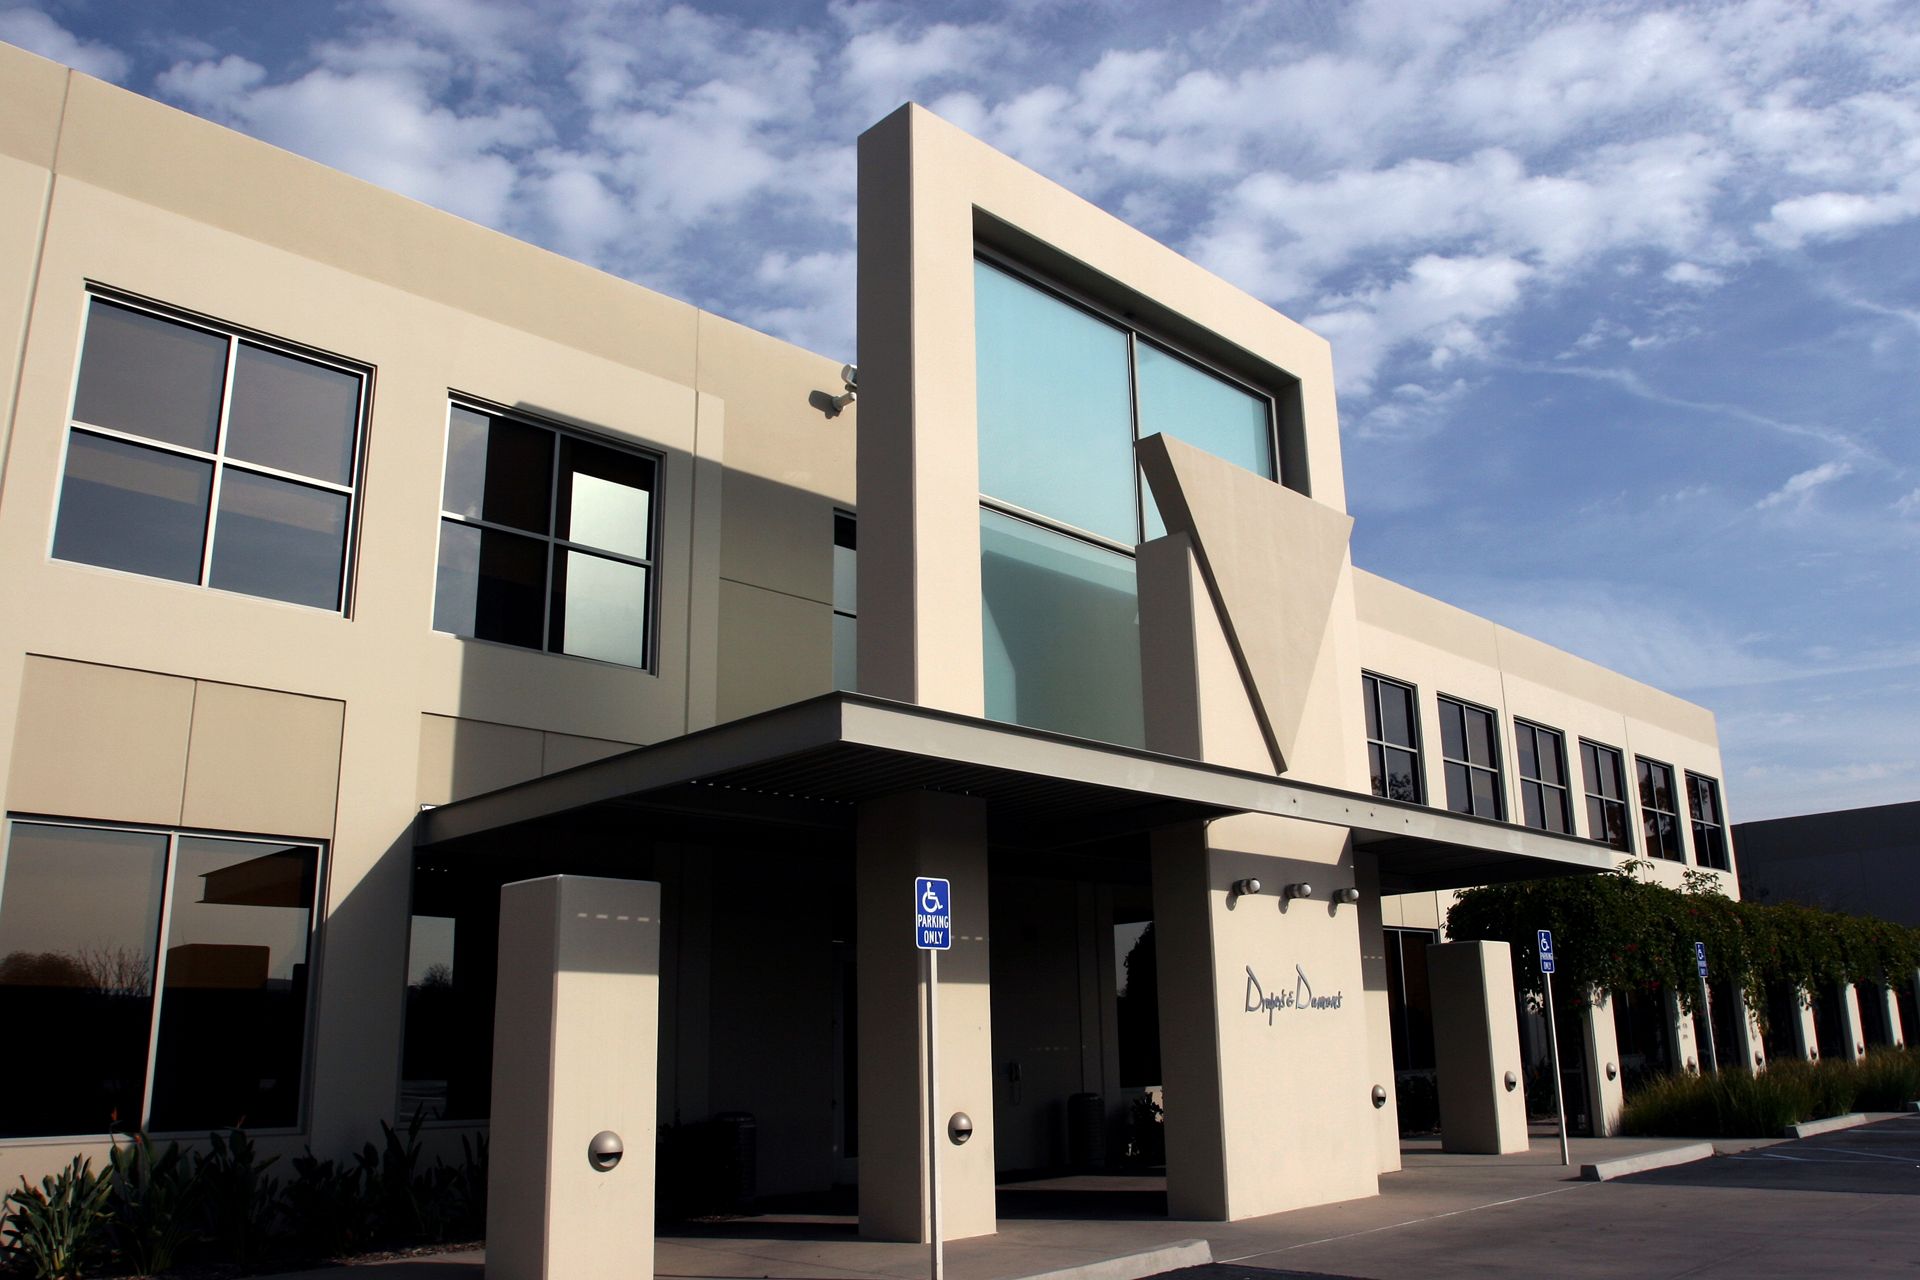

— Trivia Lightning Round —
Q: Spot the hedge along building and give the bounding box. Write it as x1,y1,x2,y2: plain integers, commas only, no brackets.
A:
0,39,1748,1234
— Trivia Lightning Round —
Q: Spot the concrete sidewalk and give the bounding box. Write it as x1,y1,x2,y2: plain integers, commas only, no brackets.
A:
265,1131,1788,1280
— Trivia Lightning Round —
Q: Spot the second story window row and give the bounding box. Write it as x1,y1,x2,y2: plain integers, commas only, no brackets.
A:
1581,740,1633,852
1637,757,1685,861
1437,696,1504,820
1687,772,1729,871
1514,720,1572,835
1362,672,1422,802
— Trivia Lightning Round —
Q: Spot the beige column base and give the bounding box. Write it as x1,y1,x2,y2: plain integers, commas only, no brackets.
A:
1427,941,1528,1155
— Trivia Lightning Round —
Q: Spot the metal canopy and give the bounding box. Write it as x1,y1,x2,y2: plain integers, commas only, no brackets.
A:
415,692,1617,892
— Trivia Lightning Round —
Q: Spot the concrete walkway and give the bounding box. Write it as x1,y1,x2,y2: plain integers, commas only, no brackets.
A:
267,1128,1844,1280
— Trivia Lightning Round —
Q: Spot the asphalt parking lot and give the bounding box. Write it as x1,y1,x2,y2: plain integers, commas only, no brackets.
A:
1620,1113,1920,1196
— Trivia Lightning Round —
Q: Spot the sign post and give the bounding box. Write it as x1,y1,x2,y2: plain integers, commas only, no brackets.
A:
1537,929,1569,1167
1694,941,1718,1074
915,878,952,1280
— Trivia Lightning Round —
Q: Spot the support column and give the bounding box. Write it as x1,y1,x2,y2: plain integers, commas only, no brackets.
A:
1665,988,1700,1073
487,876,660,1280
1791,993,1820,1061
1882,984,1907,1048
855,791,995,1242
1732,987,1767,1072
1839,984,1867,1062
1426,941,1528,1154
1582,993,1624,1137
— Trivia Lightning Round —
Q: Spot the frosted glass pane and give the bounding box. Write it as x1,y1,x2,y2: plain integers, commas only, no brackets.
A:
1135,342,1273,478
981,509,1143,747
73,300,226,452
833,612,858,690
226,344,359,485
975,262,1137,543
568,472,650,559
556,551,648,667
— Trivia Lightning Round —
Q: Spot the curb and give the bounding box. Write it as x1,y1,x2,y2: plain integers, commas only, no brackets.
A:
1784,1113,1869,1139
1012,1238,1213,1280
1580,1142,1715,1181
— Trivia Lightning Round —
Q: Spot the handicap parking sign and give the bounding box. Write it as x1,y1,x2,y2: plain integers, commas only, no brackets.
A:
915,877,951,950
1537,928,1556,974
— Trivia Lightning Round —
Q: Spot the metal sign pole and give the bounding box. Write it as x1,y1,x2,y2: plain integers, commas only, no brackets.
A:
1543,967,1569,1167
926,935,942,1280
1696,943,1718,1074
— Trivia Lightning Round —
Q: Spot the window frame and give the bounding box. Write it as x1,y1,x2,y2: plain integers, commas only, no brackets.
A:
1579,738,1634,853
1686,771,1730,871
1361,670,1424,803
1512,718,1573,834
833,509,858,691
433,397,665,673
1636,756,1686,862
0,814,327,1144
54,288,372,613
973,247,1284,552
1435,694,1506,820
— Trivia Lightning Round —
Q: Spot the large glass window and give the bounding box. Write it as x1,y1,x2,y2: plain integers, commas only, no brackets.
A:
1687,772,1729,870
974,257,1281,747
434,405,659,669
833,511,857,690
981,508,1145,746
0,821,320,1138
1580,739,1632,851
1513,720,1571,834
1437,697,1503,819
1637,757,1684,861
1362,673,1422,801
54,296,366,610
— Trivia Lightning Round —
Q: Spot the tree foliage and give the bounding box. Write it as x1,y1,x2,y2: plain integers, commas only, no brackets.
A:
1446,860,1920,1020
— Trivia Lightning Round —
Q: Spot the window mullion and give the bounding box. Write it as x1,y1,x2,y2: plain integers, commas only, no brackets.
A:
199,337,242,587
137,832,182,1133
544,430,561,653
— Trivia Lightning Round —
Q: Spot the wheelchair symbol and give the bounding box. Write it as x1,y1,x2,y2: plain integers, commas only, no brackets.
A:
921,882,944,914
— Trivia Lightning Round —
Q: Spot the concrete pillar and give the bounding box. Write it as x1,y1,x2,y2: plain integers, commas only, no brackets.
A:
1664,988,1700,1073
1791,993,1820,1061
1732,987,1767,1071
1582,992,1624,1137
1354,852,1402,1175
855,791,994,1243
1839,984,1867,1062
1426,941,1528,1155
487,876,660,1280
1882,984,1906,1048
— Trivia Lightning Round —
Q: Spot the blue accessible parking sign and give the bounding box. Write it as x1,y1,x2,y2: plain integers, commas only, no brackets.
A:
1537,928,1556,974
916,877,952,950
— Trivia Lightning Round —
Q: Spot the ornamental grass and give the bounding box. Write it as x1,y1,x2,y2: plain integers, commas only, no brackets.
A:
1619,1048,1920,1138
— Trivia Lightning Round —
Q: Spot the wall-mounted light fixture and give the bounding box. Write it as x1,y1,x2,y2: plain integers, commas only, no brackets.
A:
1283,882,1314,900
1371,1084,1388,1109
1231,877,1262,897
1334,887,1360,905
827,363,858,414
1605,1061,1619,1082
1503,1071,1518,1092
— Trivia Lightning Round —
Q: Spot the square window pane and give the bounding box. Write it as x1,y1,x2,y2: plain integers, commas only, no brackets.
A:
558,437,653,559
54,431,212,583
0,823,168,1138
434,520,547,649
1135,341,1274,480
148,840,315,1132
442,408,552,533
981,508,1144,747
975,262,1137,543
551,550,649,667
73,300,227,452
208,469,348,609
226,343,360,485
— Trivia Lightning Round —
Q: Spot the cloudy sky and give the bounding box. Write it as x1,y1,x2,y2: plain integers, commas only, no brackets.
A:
5,0,1916,822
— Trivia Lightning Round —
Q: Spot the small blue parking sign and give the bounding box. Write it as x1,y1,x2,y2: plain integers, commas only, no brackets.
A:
916,877,952,950
1695,940,1708,977
1537,928,1556,974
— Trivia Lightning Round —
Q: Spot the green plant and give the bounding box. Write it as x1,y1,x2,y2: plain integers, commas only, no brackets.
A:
353,1111,449,1244
196,1128,283,1265
283,1152,367,1259
1,1156,112,1280
105,1135,201,1276
1852,1047,1920,1111
444,1132,488,1241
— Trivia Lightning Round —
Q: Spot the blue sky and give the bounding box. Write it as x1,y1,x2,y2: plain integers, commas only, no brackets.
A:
5,0,1916,821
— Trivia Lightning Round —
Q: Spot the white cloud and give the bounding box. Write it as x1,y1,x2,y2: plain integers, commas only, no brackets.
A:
1756,461,1851,510
0,6,128,81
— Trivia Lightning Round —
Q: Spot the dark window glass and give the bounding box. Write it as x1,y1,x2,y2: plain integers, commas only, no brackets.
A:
1362,674,1421,801
208,470,349,609
1687,773,1729,871
54,432,212,582
72,301,226,452
147,840,315,1132
57,297,363,609
225,345,360,485
1438,697,1503,818
1384,928,1437,1072
1638,758,1684,860
1514,721,1571,834
0,825,168,1138
833,511,857,691
435,405,658,669
1581,740,1632,851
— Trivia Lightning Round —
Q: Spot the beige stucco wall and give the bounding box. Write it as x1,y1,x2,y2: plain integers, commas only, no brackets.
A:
0,42,850,1186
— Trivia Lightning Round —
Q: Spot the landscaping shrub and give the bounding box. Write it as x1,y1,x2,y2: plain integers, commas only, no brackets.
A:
1,1155,112,1280
1619,1049,1920,1137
